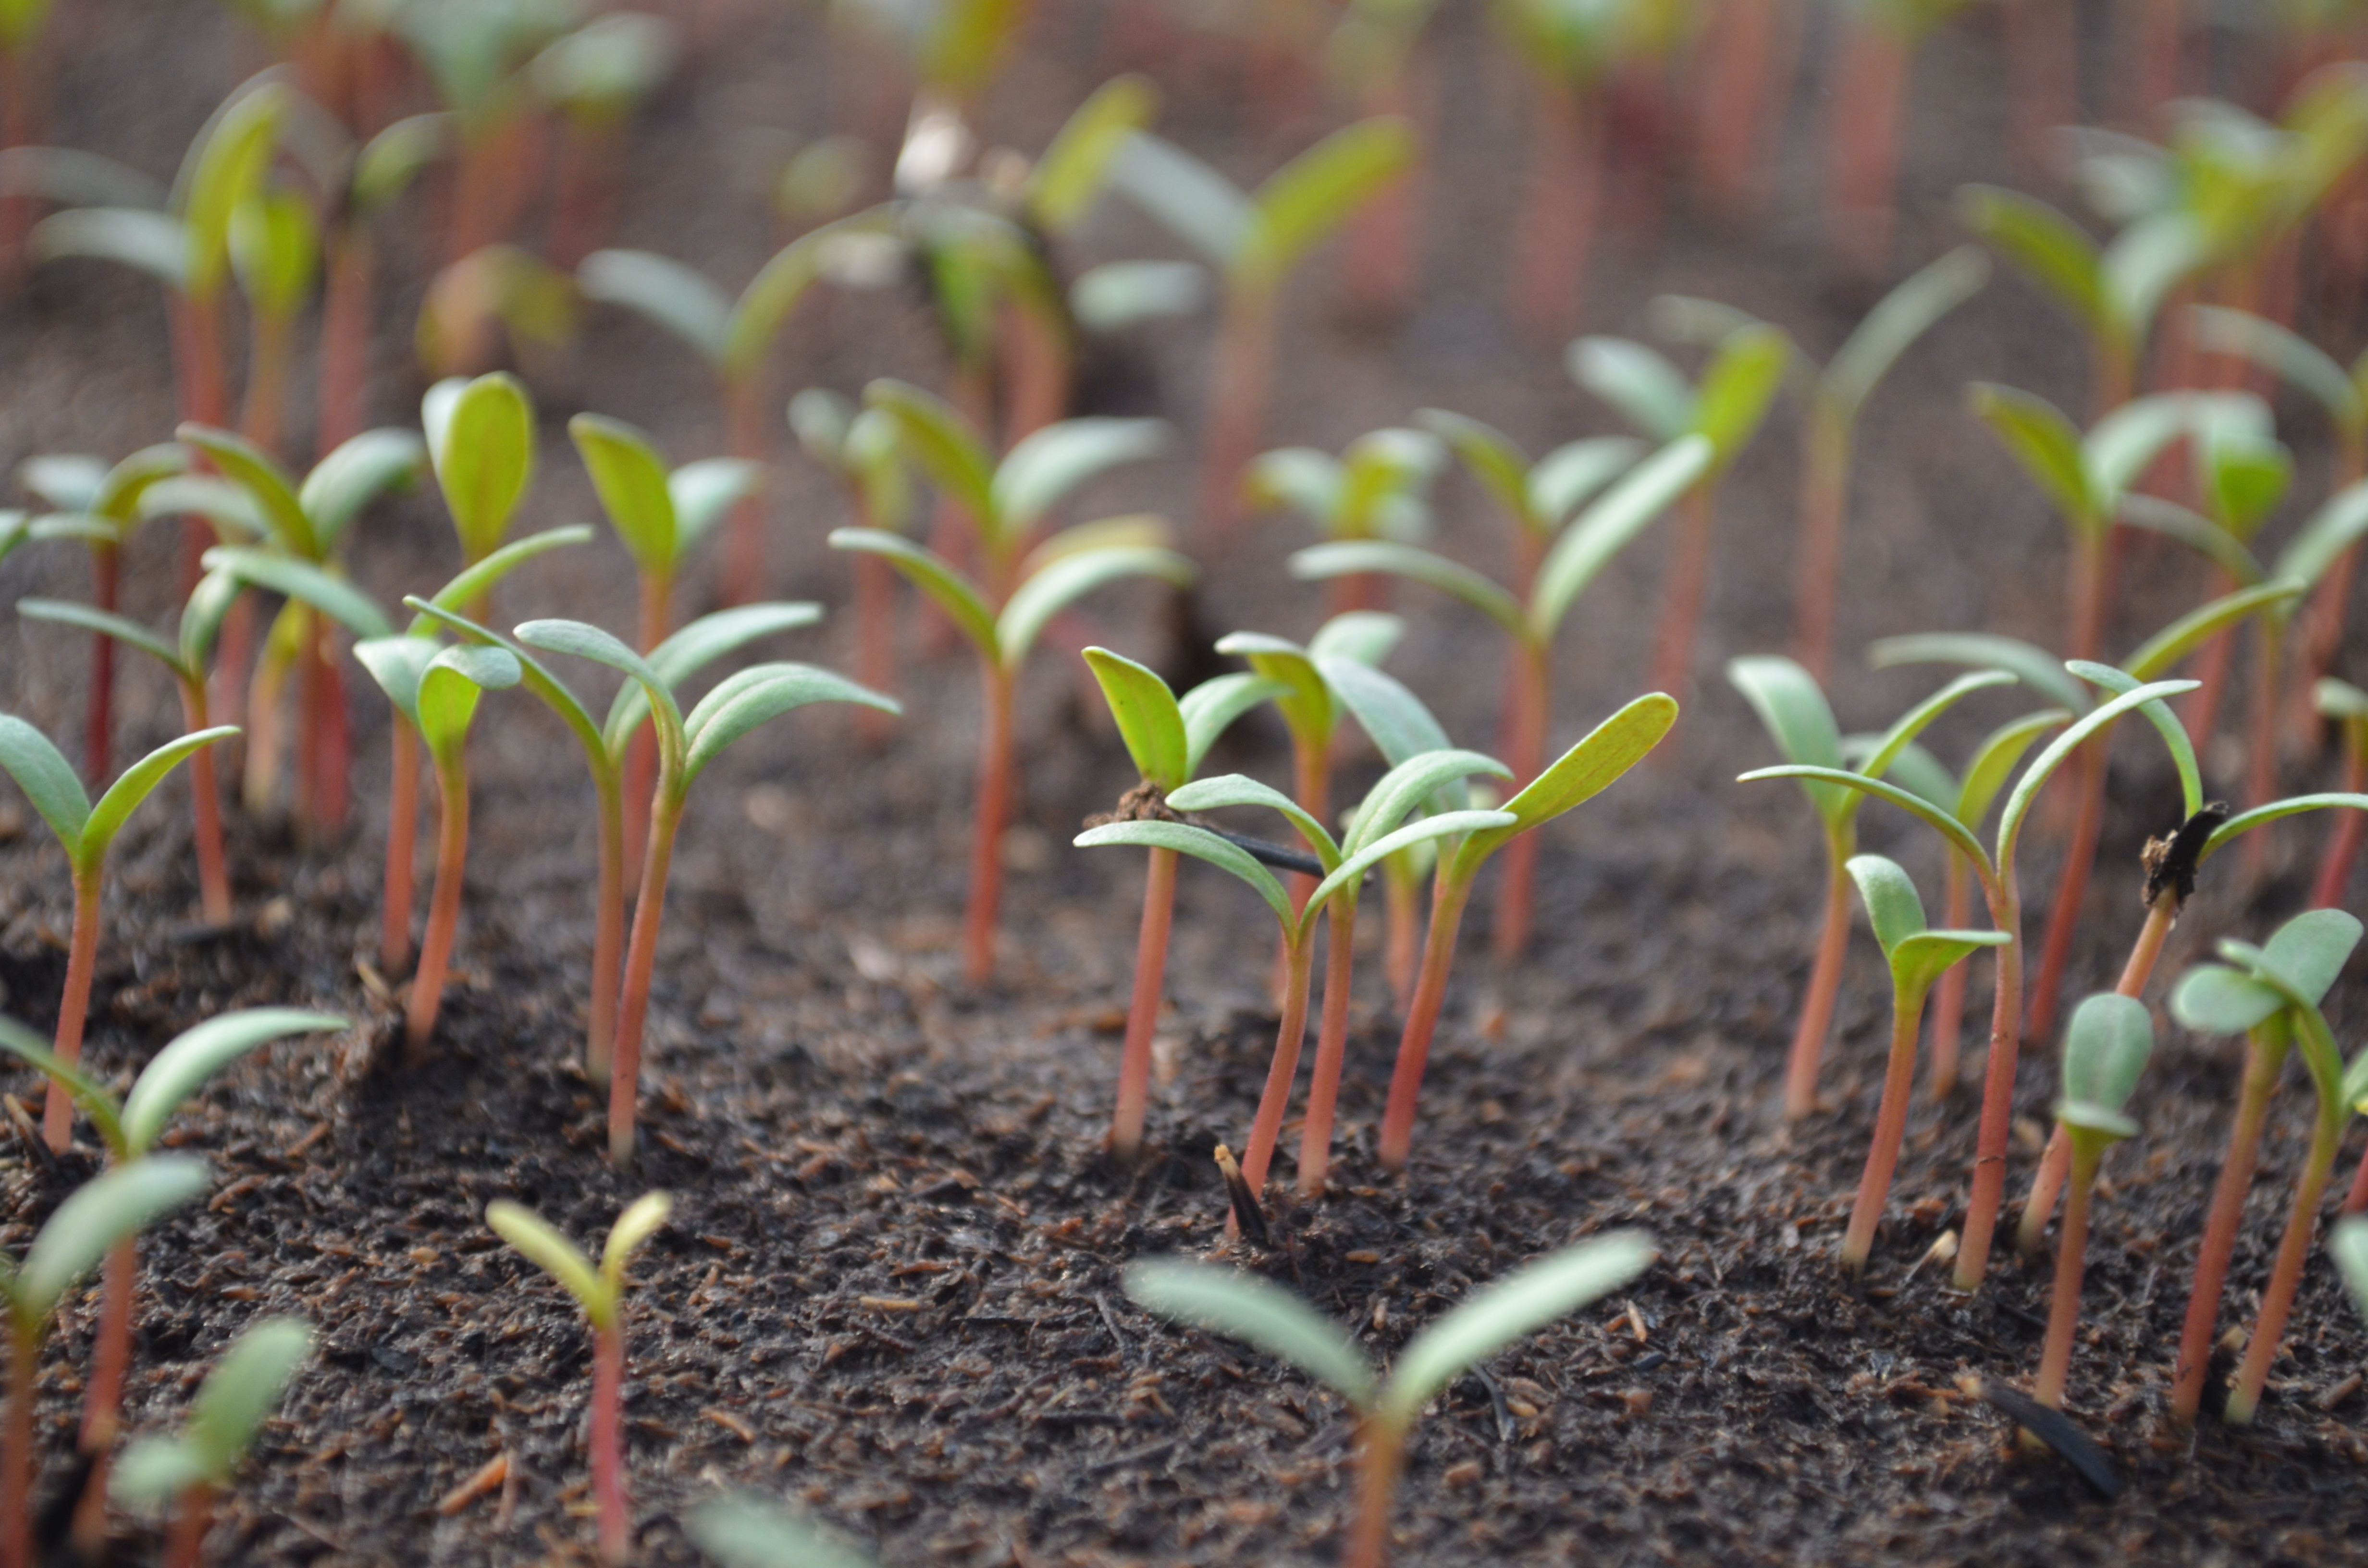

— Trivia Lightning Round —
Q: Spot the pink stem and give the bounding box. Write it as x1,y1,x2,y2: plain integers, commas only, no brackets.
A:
1238,934,1315,1204
404,751,471,1059
2035,1139,2103,1408
1378,872,1476,1170
586,774,625,1087
1952,880,2024,1292
610,793,682,1165
2227,1111,2343,1423
1492,643,1550,962
1298,899,1359,1197
381,719,419,977
42,874,100,1152
1647,484,1715,727
592,1317,629,1564
2171,1026,2285,1423
184,680,232,924
1841,975,1931,1273
1111,845,1177,1161
963,665,1013,985
2309,732,2366,909
1928,850,1971,1099
1783,842,1851,1122
85,543,118,782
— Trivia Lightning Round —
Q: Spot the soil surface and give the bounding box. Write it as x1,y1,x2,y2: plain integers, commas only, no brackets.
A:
4,2,2368,1565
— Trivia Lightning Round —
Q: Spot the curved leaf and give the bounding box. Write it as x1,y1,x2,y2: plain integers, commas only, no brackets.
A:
828,528,996,658
1082,647,1186,791
416,644,521,756
863,379,996,531
1238,116,1414,287
680,663,898,789
1867,631,2090,712
1343,749,1512,858
577,248,731,365
724,217,889,378
1958,709,2073,826
1968,383,2095,533
2067,661,2203,818
1416,408,1533,527
31,208,188,289
1069,258,1207,331
17,1157,208,1329
1290,540,1524,637
2086,391,2198,505
202,547,391,640
2055,992,2152,1141
182,1317,313,1482
1568,337,1694,441
1530,435,1712,641
179,425,312,557
1311,808,1513,924
670,459,765,556
403,600,606,768
1728,656,1846,824
486,1200,604,1321
1075,819,1294,928
2124,580,2305,677
2199,793,2368,866
228,185,319,317
0,1017,123,1154
2190,305,2363,429
1692,325,1792,469
179,81,285,303
352,636,436,729
1740,765,1992,873
1167,772,1337,865
1528,437,1643,532
1997,680,2200,868
301,428,424,554
516,618,686,762
1026,75,1159,235
2101,211,2207,341
2117,493,2265,584
81,727,237,870
1458,693,1677,870
1306,611,1404,666
89,445,193,523
2319,679,2368,723
1124,1258,1376,1407
996,544,1195,670
601,1190,673,1284
122,1008,347,1157
352,112,451,218
1178,672,1288,776
2273,479,2368,592
1861,671,2018,784
1848,852,1928,957
409,526,593,636
425,372,536,562
1109,132,1249,269
569,414,676,571
1956,184,2101,329
16,599,186,678
1825,246,1989,422
993,418,1169,533
1313,655,1451,767
138,475,269,540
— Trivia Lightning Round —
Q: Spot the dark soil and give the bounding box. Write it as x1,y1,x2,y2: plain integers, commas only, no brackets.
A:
4,2,2368,1565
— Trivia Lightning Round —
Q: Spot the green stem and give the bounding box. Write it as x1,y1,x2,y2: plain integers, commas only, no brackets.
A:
404,749,472,1060
610,791,683,1166
1841,978,1931,1274
2226,1108,2345,1423
2171,1025,2288,1424
2035,1138,2103,1409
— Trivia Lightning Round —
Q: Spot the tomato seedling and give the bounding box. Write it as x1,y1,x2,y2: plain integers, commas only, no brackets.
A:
111,1316,312,1568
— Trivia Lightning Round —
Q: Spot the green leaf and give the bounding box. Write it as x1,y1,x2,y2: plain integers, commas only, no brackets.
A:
1957,709,2072,826
1647,294,1770,349
180,1316,312,1483
1306,611,1404,666
1073,820,1294,928
415,644,520,756
201,547,392,640
2200,793,2368,867
588,601,827,756
1178,673,1287,777
409,526,593,636
486,1200,605,1323
19,454,99,512
1691,324,1791,470
1567,338,1695,441
89,445,193,523
1457,693,1677,871
1847,853,1928,957
686,1497,881,1568
2200,432,2293,538
1968,384,2096,534
2190,305,2364,429
138,475,269,541
1889,927,2010,998
1167,772,1338,864
2085,392,2197,505
601,1190,673,1285
2250,908,2363,1008
670,459,765,556
1026,75,1159,235
1824,246,1989,422
828,528,996,658
1290,541,1524,637
2319,679,2368,723
1727,656,1846,825
111,1438,210,1512
1956,184,2102,330
15,1157,207,1331
1342,749,1512,858
1415,408,1533,528
1313,656,1451,768
2116,494,2265,585
0,1016,124,1155
32,208,189,289
1381,1232,1655,1424
1124,1258,1376,1408
300,428,424,554
2124,580,2305,678
1245,447,1341,525
16,599,187,679
992,418,1169,534
996,544,1196,671
1996,680,2199,866
2066,661,2203,818
1108,132,1250,270
2273,480,2368,592
569,414,676,572
1310,808,1512,925
121,1008,346,1157
425,372,537,562
2174,962,2288,1036
2055,992,2153,1141
1860,671,2019,784
1237,116,1414,287
1068,259,1208,332
179,82,286,303
1528,438,1643,532
179,425,314,557
862,380,997,534
1867,631,2091,713
80,727,237,872
1740,765,1993,873
1530,435,1712,641
228,185,319,316
679,663,897,790
2100,211,2207,341
1878,739,1960,812
723,218,888,379
1083,648,1186,791
352,112,451,218
2333,1217,2368,1322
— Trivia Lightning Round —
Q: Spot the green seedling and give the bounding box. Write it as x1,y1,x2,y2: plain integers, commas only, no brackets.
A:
2170,909,2365,1424
1837,855,2008,1275
687,1494,876,1568
1243,428,1442,612
351,639,522,1053
1126,1231,1654,1568
487,1192,670,1566
2033,993,2152,1412
530,12,678,267
791,389,913,739
1377,693,1676,1168
16,444,190,778
1080,647,1284,1161
17,571,242,921
0,1157,208,1568
1487,0,1636,333
1652,250,1990,678
1819,0,1974,270
1570,321,1789,704
112,1317,312,1568
424,370,536,578
1107,118,1414,531
2313,678,2368,909
409,594,820,1084
227,176,320,455
831,381,1185,983
1294,435,1712,957
1741,670,2202,1290
1728,657,2014,1121
0,717,237,1150
578,215,890,596
516,618,896,1161
0,1008,342,1470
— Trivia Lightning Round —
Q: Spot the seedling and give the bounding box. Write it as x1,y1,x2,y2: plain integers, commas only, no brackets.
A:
1836,855,2007,1275
2336,1216,2368,1320
1080,646,1284,1161
112,1317,312,1568
0,1004,340,1478
2170,909,2365,1424
1486,0,1629,333
18,572,242,921
0,717,237,1149
1728,657,2014,1120
688,1495,876,1568
1293,435,1712,956
318,113,451,449
1107,118,1414,531
1652,250,1990,678
516,619,896,1161
1125,1231,1653,1568
16,444,191,778
486,1193,670,1565
227,176,319,455
1820,0,1973,270
530,12,678,266
424,370,536,579
1243,428,1442,612
1080,761,1510,1203
396,0,578,263
0,1157,209,1568
1741,670,2203,1289
408,595,821,1084
1570,322,1789,704
831,382,1185,983
2312,679,2368,908
790,389,912,738
2033,993,2153,1412
577,216,888,595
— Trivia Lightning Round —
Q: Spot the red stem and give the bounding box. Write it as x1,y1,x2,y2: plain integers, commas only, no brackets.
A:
2183,568,2240,752
294,610,322,836
1342,58,1430,319
1646,484,1715,717
1788,406,1850,683
721,375,768,607
1111,845,1178,1162
2026,737,2108,1046
585,774,626,1087
1383,862,1420,1016
1929,851,1971,1099
1342,1416,1407,1568
1692,0,1799,219
240,308,294,460
1492,643,1550,962
1378,871,1476,1170
162,1483,215,1568
1196,284,1277,540
2171,1026,2286,1423
1841,977,1931,1273
85,543,119,782
1507,76,1598,338
2238,621,2282,883
1952,880,2024,1291
611,793,683,1165
77,1237,134,1453
2312,731,2368,909
43,873,100,1152
1783,840,1852,1121
318,232,373,451
1238,934,1316,1208
1298,899,1359,1197
382,719,419,977
1824,20,1908,273
592,1317,629,1565
2226,1111,2343,1423
404,751,471,1059
622,571,670,889
2003,0,2078,171
963,665,1014,985
183,680,232,924
2035,1140,2102,1409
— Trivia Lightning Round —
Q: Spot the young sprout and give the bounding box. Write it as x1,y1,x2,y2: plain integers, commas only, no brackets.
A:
18,568,242,921
2171,910,2365,1424
227,176,320,456
1293,435,1712,956
530,12,678,267
1741,670,2203,1290
2033,993,2153,1412
1080,768,1511,1206
409,595,821,1085
1486,0,1632,334
396,0,579,263
486,1193,670,1566
350,641,521,1056
318,113,451,449
112,1317,312,1568
1819,1,1972,270
1,1157,209,1568
1107,119,1414,532
687,1495,876,1568
790,389,913,743
423,370,536,583
1243,428,1443,612
0,717,237,1150
1126,1232,1653,1568
16,444,191,778
1837,855,2008,1276
1727,657,2014,1121
0,1008,342,1472
2313,679,2368,908
1080,647,1283,1161
577,217,886,596
1321,0,1442,316
1570,323,1789,705
832,385,1186,983
515,619,896,1161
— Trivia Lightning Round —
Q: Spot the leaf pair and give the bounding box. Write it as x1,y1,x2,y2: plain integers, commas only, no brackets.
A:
2054,994,2155,1147
1847,855,2010,1001
354,640,522,765
423,371,535,564
1080,648,1284,796
1245,429,1443,545
1957,184,2206,360
486,1192,672,1333
182,422,426,564
0,716,238,881
2173,909,2366,1122
1569,326,1789,479
571,415,764,580
113,1317,314,1510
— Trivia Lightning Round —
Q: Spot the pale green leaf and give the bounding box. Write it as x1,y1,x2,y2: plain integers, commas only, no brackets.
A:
1069,259,1208,331
415,644,520,755
179,82,286,303
402,600,607,769
122,1009,345,1157
687,1497,880,1568
996,545,1195,671
1996,680,2199,866
1457,693,1677,871
1289,541,1524,637
1310,808,1511,924
137,475,269,541
1306,611,1404,666
1342,749,1511,858
1568,338,1694,441
425,372,536,562
1739,765,1992,872
2101,211,2207,340
2066,661,2203,818
486,1200,604,1321
2333,1217,2368,1321
679,663,897,789
570,413,676,572
2272,480,2368,592
1530,435,1711,641
301,428,423,554
2124,580,2304,678
1168,770,1336,863
1860,671,2018,784
1847,852,1928,957
1082,647,1186,791
2192,306,2362,428
601,1190,672,1283
2085,391,2198,505
16,1157,207,1330
228,185,319,316
1025,75,1159,235
516,619,686,763
181,1316,313,1482
1889,927,2010,998
993,418,1168,533
2055,992,2153,1139
723,217,889,379
352,112,450,218
1955,184,2102,330
2200,794,2368,867
17,599,187,678
1867,631,2090,712
828,528,996,658
1727,656,1846,824
2117,493,2265,585
1124,1259,1376,1407
201,547,391,640
1968,384,2095,533
111,1438,210,1512
862,380,996,531
408,526,593,637
1527,437,1642,532
1824,246,1989,421
1108,132,1250,270
670,459,765,556
179,424,314,557
19,453,103,514
0,1016,123,1154
1073,820,1294,928
1238,116,1414,287
1692,324,1791,469
1178,673,1287,777
32,207,189,289
1957,709,2072,826
1312,655,1450,768
2318,679,2368,723
596,601,826,758
1415,408,1532,528
81,727,237,871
